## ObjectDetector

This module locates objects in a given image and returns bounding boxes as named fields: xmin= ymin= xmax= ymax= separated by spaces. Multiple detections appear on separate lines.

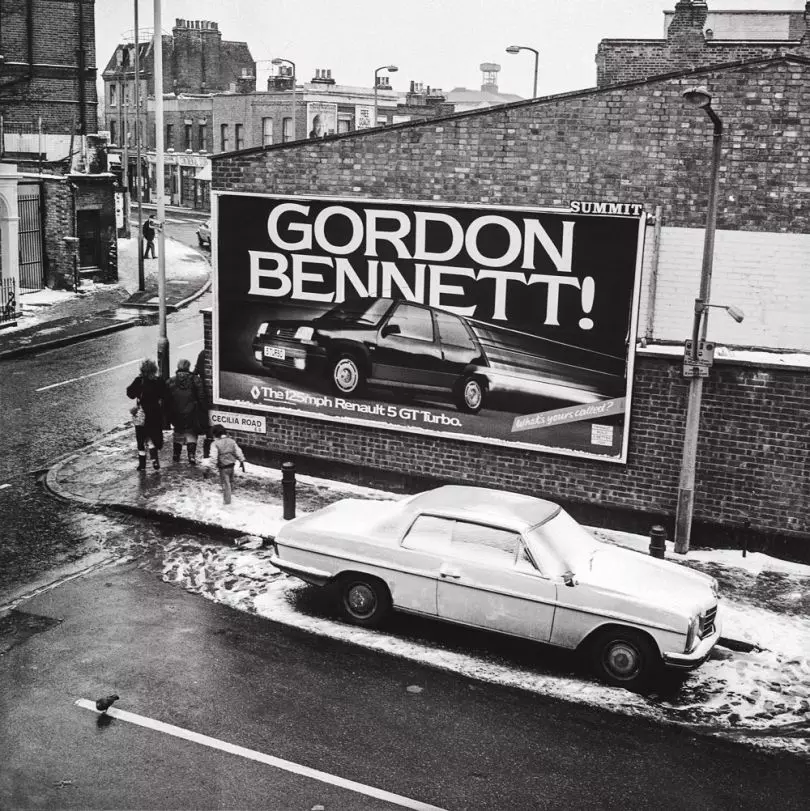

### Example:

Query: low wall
xmin=201 ymin=312 xmax=808 ymax=560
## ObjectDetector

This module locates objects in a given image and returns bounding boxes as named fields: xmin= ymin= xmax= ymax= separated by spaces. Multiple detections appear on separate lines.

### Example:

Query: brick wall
xmin=202 ymin=312 xmax=808 ymax=553
xmin=0 ymin=0 xmax=98 ymax=134
xmin=41 ymin=178 xmax=74 ymax=288
xmin=207 ymin=55 xmax=810 ymax=553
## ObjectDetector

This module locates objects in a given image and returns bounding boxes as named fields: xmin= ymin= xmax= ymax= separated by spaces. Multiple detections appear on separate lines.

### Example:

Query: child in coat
xmin=210 ymin=424 xmax=245 ymax=504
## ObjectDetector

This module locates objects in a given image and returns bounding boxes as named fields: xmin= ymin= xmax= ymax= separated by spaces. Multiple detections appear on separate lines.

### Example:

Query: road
xmin=1 ymin=219 xmax=808 ymax=808
xmin=2 ymin=560 xmax=808 ymax=810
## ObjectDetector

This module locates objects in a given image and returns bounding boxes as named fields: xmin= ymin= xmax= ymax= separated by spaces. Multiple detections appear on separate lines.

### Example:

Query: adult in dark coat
xmin=167 ymin=358 xmax=204 ymax=464
xmin=194 ymin=349 xmax=213 ymax=459
xmin=126 ymin=358 xmax=167 ymax=470
xmin=143 ymin=216 xmax=156 ymax=259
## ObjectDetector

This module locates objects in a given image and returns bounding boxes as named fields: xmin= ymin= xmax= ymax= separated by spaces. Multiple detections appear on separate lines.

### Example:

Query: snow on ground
xmin=145 ymin=473 xmax=810 ymax=757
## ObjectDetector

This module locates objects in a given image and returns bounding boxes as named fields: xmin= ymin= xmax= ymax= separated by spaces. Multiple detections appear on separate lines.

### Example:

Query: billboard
xmin=213 ymin=193 xmax=646 ymax=461
xmin=306 ymin=102 xmax=337 ymax=138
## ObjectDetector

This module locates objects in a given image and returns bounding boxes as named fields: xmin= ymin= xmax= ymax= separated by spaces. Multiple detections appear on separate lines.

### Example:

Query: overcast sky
xmin=94 ymin=1 xmax=806 ymax=98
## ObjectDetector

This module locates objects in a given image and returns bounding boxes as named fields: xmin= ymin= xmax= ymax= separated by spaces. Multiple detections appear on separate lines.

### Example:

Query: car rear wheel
xmin=589 ymin=628 xmax=660 ymax=691
xmin=330 ymin=354 xmax=365 ymax=396
xmin=456 ymin=376 xmax=485 ymax=413
xmin=338 ymin=574 xmax=391 ymax=628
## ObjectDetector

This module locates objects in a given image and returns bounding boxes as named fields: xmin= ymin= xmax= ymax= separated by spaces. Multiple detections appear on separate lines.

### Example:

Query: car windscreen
xmin=525 ymin=510 xmax=603 ymax=577
xmin=323 ymin=299 xmax=391 ymax=325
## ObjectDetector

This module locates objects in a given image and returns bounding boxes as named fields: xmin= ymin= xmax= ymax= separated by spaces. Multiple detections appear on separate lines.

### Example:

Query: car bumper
xmin=252 ymin=341 xmax=326 ymax=373
xmin=269 ymin=552 xmax=332 ymax=587
xmin=662 ymin=620 xmax=722 ymax=669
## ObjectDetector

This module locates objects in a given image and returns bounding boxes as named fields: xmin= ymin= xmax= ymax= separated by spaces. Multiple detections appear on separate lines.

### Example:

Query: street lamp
xmin=271 ymin=58 xmax=296 ymax=142
xmin=674 ymin=86 xmax=732 ymax=554
xmin=373 ymin=64 xmax=398 ymax=127
xmin=134 ymin=0 xmax=145 ymax=291
xmin=506 ymin=44 xmax=539 ymax=98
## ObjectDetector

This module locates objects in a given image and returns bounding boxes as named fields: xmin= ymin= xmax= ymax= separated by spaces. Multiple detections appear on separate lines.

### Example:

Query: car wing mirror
xmin=381 ymin=323 xmax=401 ymax=338
xmin=562 ymin=570 xmax=577 ymax=587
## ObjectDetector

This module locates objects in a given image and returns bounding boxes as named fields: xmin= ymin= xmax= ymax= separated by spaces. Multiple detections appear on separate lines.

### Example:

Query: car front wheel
xmin=589 ymin=628 xmax=660 ymax=691
xmin=338 ymin=574 xmax=392 ymax=628
xmin=456 ymin=376 xmax=485 ymax=413
xmin=330 ymin=354 xmax=365 ymax=396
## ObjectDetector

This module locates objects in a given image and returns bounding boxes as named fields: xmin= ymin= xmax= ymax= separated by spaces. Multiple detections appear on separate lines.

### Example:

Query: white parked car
xmin=270 ymin=486 xmax=721 ymax=690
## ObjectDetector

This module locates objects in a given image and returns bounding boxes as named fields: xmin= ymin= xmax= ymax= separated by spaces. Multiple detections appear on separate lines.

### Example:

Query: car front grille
xmin=274 ymin=327 xmax=299 ymax=340
xmin=700 ymin=606 xmax=718 ymax=639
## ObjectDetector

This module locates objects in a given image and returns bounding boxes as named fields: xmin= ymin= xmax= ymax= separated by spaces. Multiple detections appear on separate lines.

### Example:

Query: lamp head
xmin=506 ymin=45 xmax=521 ymax=54
xmin=682 ymin=85 xmax=712 ymax=109
xmin=386 ymin=65 xmax=399 ymax=73
xmin=726 ymin=305 xmax=745 ymax=323
xmin=271 ymin=58 xmax=283 ymax=65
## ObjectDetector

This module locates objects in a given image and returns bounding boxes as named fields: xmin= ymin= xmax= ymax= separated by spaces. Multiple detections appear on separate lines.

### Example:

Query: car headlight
xmin=257 ymin=322 xmax=269 ymax=336
xmin=685 ymin=614 xmax=700 ymax=653
xmin=294 ymin=326 xmax=314 ymax=341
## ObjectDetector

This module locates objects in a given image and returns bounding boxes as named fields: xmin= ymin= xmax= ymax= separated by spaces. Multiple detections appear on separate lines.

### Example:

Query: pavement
xmin=38 ymin=425 xmax=810 ymax=758
xmin=0 ymin=212 xmax=210 ymax=360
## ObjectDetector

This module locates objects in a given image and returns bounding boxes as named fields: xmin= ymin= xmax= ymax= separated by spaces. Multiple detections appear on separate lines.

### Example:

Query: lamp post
xmin=674 ymin=86 xmax=723 ymax=554
xmin=153 ymin=0 xmax=169 ymax=379
xmin=373 ymin=64 xmax=398 ymax=127
xmin=134 ymin=0 xmax=144 ymax=291
xmin=271 ymin=58 xmax=296 ymax=141
xmin=506 ymin=45 xmax=539 ymax=98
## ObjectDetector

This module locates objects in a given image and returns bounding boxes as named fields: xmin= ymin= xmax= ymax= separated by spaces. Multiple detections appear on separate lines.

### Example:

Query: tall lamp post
xmin=373 ymin=64 xmax=398 ymax=127
xmin=153 ymin=0 xmax=169 ymax=378
xmin=271 ymin=58 xmax=296 ymax=141
xmin=505 ymin=45 xmax=539 ymax=98
xmin=674 ymin=86 xmax=727 ymax=554
xmin=134 ymin=0 xmax=145 ymax=291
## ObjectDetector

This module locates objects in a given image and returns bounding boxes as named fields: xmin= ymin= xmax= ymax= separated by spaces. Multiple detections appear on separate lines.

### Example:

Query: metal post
xmin=532 ymin=50 xmax=538 ymax=98
xmin=374 ymin=72 xmax=378 ymax=128
xmin=649 ymin=525 xmax=667 ymax=559
xmin=154 ymin=0 xmax=169 ymax=379
xmin=134 ymin=0 xmax=145 ymax=290
xmin=291 ymin=68 xmax=296 ymax=141
xmin=674 ymin=105 xmax=723 ymax=554
xmin=121 ymin=73 xmax=131 ymax=239
xmin=282 ymin=461 xmax=296 ymax=520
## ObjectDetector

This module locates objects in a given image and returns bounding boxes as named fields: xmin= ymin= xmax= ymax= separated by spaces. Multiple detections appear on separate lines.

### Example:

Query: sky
xmin=93 ymin=1 xmax=807 ymax=99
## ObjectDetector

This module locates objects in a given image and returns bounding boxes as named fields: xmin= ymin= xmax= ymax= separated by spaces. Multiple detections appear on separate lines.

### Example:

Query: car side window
xmin=435 ymin=311 xmax=477 ymax=351
xmin=387 ymin=304 xmax=434 ymax=342
xmin=450 ymin=521 xmax=520 ymax=566
xmin=516 ymin=544 xmax=542 ymax=575
xmin=402 ymin=514 xmax=454 ymax=551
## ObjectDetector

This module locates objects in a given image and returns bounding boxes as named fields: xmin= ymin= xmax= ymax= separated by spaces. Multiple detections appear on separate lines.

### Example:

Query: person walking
xmin=166 ymin=358 xmax=204 ymax=465
xmin=143 ymin=216 xmax=156 ymax=259
xmin=126 ymin=359 xmax=167 ymax=470
xmin=193 ymin=349 xmax=213 ymax=459
xmin=210 ymin=424 xmax=245 ymax=505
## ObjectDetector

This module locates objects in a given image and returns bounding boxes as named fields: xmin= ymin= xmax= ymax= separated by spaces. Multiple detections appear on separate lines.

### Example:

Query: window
xmin=235 ymin=123 xmax=244 ymax=150
xmin=402 ymin=515 xmax=453 ymax=552
xmin=450 ymin=521 xmax=521 ymax=566
xmin=386 ymin=304 xmax=433 ymax=342
xmin=198 ymin=124 xmax=207 ymax=151
xmin=261 ymin=117 xmax=273 ymax=146
xmin=110 ymin=84 xmax=117 ymax=106
xmin=436 ymin=311 xmax=477 ymax=351
xmin=220 ymin=124 xmax=229 ymax=152
xmin=282 ymin=117 xmax=292 ymax=142
xmin=109 ymin=120 xmax=117 ymax=146
xmin=338 ymin=117 xmax=352 ymax=134
xmin=184 ymin=124 xmax=193 ymax=151
xmin=165 ymin=123 xmax=174 ymax=149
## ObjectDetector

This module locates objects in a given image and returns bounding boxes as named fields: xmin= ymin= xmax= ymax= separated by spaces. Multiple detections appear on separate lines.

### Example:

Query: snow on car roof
xmin=407 ymin=485 xmax=559 ymax=529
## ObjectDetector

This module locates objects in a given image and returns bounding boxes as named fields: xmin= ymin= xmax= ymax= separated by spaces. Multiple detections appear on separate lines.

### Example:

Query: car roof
xmin=406 ymin=485 xmax=559 ymax=530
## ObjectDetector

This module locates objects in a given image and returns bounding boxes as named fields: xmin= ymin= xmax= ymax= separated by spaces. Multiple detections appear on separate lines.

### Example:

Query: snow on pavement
xmin=141 ymin=471 xmax=810 ymax=758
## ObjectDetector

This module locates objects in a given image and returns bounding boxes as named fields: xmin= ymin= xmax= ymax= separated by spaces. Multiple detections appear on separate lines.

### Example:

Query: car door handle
xmin=440 ymin=567 xmax=461 ymax=579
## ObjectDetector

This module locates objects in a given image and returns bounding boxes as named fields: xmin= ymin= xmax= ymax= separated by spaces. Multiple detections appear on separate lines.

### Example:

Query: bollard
xmin=649 ymin=524 xmax=667 ymax=559
xmin=282 ymin=461 xmax=296 ymax=520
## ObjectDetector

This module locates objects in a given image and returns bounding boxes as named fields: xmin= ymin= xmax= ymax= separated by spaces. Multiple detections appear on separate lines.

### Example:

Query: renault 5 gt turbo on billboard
xmin=213 ymin=193 xmax=646 ymax=461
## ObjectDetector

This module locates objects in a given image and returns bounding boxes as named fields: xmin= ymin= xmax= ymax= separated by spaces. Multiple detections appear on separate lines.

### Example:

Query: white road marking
xmin=75 ymin=700 xmax=447 ymax=811
xmin=35 ymin=341 xmax=202 ymax=392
